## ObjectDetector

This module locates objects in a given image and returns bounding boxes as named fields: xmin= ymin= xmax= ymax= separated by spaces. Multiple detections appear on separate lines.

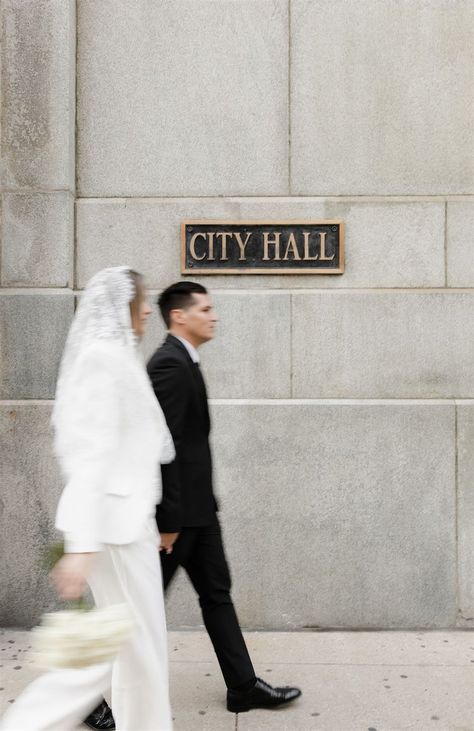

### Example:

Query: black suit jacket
xmin=147 ymin=334 xmax=217 ymax=532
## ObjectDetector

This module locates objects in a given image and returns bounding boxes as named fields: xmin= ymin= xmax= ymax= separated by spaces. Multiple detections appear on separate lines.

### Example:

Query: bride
xmin=2 ymin=266 xmax=174 ymax=731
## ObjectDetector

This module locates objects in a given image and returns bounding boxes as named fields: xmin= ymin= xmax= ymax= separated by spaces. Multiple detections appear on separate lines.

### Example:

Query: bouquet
xmin=32 ymin=542 xmax=134 ymax=669
xmin=32 ymin=603 xmax=134 ymax=669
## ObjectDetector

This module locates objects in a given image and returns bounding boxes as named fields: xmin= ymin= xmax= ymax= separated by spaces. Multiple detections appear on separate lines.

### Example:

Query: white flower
xmin=31 ymin=604 xmax=134 ymax=669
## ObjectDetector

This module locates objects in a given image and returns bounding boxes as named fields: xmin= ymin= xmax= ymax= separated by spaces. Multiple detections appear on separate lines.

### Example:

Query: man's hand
xmin=159 ymin=532 xmax=179 ymax=555
xmin=50 ymin=552 xmax=96 ymax=600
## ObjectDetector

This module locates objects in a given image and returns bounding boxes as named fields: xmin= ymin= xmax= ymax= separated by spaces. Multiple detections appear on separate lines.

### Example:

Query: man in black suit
xmin=85 ymin=281 xmax=300 ymax=729
xmin=149 ymin=281 xmax=300 ymax=713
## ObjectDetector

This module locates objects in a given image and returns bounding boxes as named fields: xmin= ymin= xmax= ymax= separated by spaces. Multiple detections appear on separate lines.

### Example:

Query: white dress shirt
xmin=174 ymin=335 xmax=200 ymax=364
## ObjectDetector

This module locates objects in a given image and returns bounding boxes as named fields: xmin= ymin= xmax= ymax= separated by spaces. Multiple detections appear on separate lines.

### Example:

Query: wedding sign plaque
xmin=181 ymin=221 xmax=344 ymax=274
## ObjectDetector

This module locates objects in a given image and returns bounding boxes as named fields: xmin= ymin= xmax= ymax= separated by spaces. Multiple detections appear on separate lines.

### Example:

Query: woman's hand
xmin=50 ymin=553 xmax=96 ymax=600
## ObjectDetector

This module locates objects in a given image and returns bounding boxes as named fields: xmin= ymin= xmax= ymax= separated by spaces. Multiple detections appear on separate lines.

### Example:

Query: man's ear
xmin=170 ymin=308 xmax=186 ymax=326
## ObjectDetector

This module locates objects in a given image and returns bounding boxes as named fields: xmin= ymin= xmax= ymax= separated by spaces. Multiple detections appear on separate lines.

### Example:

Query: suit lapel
xmin=166 ymin=335 xmax=210 ymax=432
xmin=193 ymin=363 xmax=210 ymax=432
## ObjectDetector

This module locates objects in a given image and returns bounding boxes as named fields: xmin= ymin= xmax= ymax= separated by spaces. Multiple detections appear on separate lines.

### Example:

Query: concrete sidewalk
xmin=1 ymin=629 xmax=473 ymax=731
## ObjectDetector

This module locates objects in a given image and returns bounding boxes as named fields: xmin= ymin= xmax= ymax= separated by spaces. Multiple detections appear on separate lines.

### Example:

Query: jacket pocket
xmin=104 ymin=481 xmax=131 ymax=497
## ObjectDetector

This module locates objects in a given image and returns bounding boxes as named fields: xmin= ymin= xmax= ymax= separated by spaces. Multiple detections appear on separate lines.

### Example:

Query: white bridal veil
xmin=54 ymin=265 xmax=137 ymax=407
xmin=51 ymin=266 xmax=141 ymax=463
xmin=52 ymin=265 xmax=174 ymax=468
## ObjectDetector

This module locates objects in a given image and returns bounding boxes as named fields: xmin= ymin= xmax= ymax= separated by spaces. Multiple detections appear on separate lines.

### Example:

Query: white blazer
xmin=54 ymin=341 xmax=174 ymax=553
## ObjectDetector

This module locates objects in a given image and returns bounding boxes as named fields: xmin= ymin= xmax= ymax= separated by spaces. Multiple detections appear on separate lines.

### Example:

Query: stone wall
xmin=1 ymin=0 xmax=473 ymax=629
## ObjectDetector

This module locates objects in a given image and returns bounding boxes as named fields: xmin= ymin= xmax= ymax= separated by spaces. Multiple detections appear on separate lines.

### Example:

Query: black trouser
xmin=160 ymin=517 xmax=255 ymax=690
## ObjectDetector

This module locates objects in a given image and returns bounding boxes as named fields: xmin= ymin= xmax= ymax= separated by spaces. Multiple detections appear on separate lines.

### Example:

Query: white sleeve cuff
xmin=64 ymin=535 xmax=102 ymax=554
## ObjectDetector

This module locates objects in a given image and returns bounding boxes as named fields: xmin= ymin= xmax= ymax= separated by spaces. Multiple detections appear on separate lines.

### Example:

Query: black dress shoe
xmin=84 ymin=700 xmax=116 ymax=730
xmin=227 ymin=677 xmax=302 ymax=713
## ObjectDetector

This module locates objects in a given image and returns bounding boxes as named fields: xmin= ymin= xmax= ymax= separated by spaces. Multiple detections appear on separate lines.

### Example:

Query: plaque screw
xmin=332 ymin=226 xmax=337 ymax=232
xmin=189 ymin=227 xmax=194 ymax=232
xmin=189 ymin=262 xmax=193 ymax=267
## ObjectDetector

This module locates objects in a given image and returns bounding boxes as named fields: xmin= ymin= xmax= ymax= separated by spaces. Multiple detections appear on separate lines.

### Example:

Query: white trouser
xmin=1 ymin=519 xmax=172 ymax=731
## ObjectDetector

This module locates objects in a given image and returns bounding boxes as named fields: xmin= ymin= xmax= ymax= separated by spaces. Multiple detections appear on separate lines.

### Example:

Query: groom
xmin=85 ymin=281 xmax=300 ymax=729
xmin=148 ymin=281 xmax=301 ymax=712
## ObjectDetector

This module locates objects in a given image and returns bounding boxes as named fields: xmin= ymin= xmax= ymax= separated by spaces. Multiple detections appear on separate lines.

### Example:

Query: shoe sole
xmin=227 ymin=694 xmax=302 ymax=713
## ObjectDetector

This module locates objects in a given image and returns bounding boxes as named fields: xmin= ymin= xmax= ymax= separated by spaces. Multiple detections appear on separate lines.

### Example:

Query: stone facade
xmin=1 ymin=0 xmax=473 ymax=629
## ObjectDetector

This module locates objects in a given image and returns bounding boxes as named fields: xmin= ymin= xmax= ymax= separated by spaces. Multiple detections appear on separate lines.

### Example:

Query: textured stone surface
xmin=167 ymin=628 xmax=474 ymax=666
xmin=77 ymin=198 xmax=446 ymax=289
xmin=139 ymin=307 xmax=167 ymax=364
xmin=1 ymin=193 xmax=73 ymax=287
xmin=77 ymin=0 xmax=288 ymax=196
xmin=1 ymin=0 xmax=75 ymax=190
xmin=0 ymin=293 xmax=74 ymax=399
xmin=292 ymin=292 xmax=474 ymax=399
xmin=209 ymin=401 xmax=456 ymax=629
xmin=0 ymin=401 xmax=457 ymax=629
xmin=291 ymin=0 xmax=474 ymax=195
xmin=238 ymin=664 xmax=473 ymax=731
xmin=447 ymin=201 xmax=474 ymax=286
xmin=0 ymin=404 xmax=63 ymax=627
xmin=232 ymin=199 xmax=446 ymax=288
xmin=454 ymin=401 xmax=474 ymax=627
xmin=202 ymin=293 xmax=291 ymax=398
xmin=142 ymin=292 xmax=292 ymax=399
xmin=2 ymin=0 xmax=472 ymax=641
xmin=167 ymin=661 xmax=234 ymax=731
xmin=76 ymin=198 xmax=228 ymax=289
xmin=2 ymin=629 xmax=473 ymax=730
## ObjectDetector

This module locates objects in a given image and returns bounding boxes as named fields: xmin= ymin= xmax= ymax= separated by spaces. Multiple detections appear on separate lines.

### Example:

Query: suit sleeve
xmin=147 ymin=354 xmax=190 ymax=533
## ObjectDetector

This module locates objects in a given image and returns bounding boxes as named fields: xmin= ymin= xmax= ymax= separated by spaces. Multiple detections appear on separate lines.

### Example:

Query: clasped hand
xmin=159 ymin=532 xmax=179 ymax=555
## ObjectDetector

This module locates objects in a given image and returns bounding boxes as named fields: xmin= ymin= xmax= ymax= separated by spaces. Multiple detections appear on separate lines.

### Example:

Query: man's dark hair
xmin=158 ymin=281 xmax=208 ymax=328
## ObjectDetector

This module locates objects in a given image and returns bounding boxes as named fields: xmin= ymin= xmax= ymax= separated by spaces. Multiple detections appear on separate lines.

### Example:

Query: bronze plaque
xmin=181 ymin=220 xmax=344 ymax=274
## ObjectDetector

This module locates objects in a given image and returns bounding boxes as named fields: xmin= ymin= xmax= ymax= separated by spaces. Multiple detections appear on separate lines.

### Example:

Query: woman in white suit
xmin=2 ymin=266 xmax=174 ymax=731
